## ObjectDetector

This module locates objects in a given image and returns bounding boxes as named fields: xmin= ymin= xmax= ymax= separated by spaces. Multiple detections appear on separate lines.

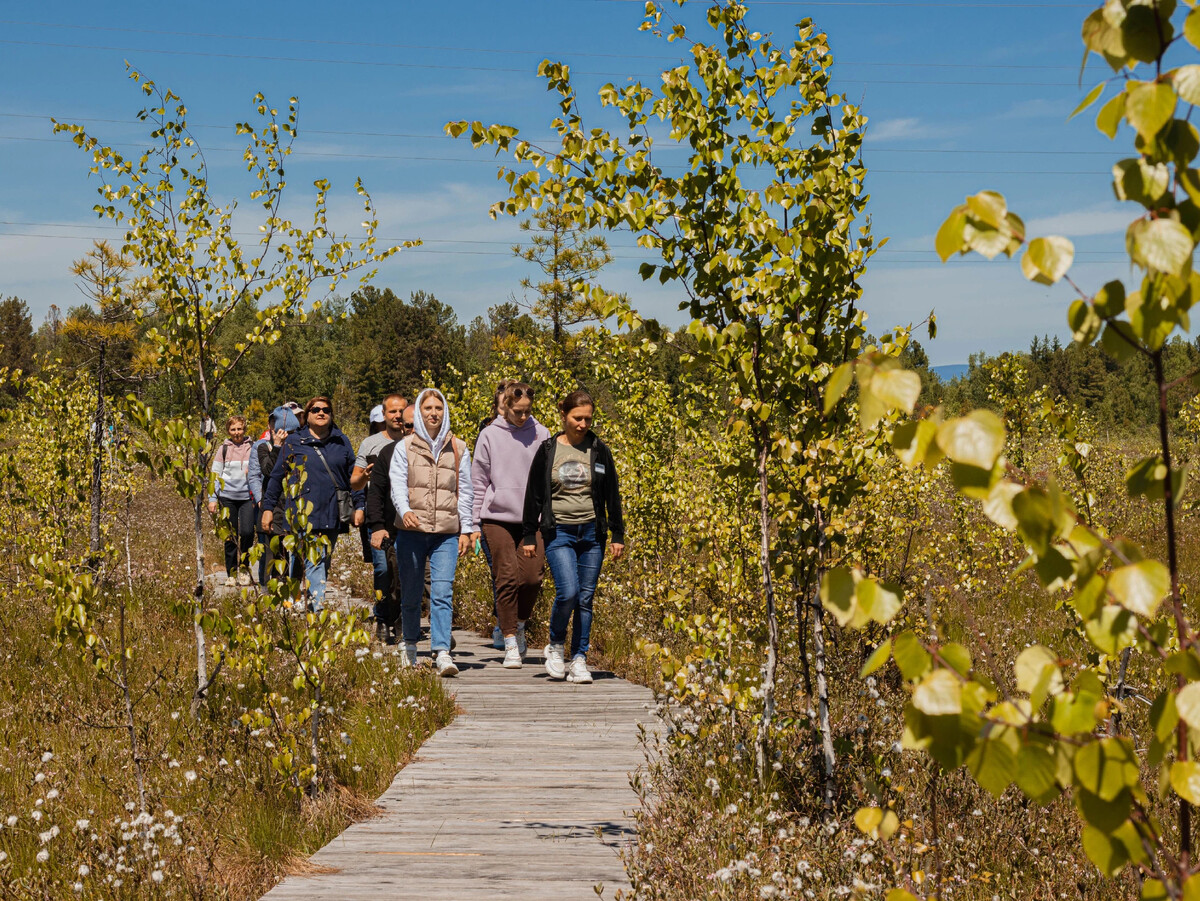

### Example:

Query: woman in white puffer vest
xmin=389 ymin=389 xmax=479 ymax=675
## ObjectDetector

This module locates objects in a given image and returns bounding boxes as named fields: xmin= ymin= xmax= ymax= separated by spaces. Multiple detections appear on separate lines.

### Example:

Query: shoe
xmin=436 ymin=651 xmax=459 ymax=677
xmin=544 ymin=644 xmax=566 ymax=681
xmin=237 ymin=571 xmax=251 ymax=587
xmin=492 ymin=625 xmax=505 ymax=650
xmin=399 ymin=642 xmax=417 ymax=668
xmin=566 ymin=655 xmax=592 ymax=684
xmin=502 ymin=646 xmax=522 ymax=669
xmin=516 ymin=624 xmax=527 ymax=657
xmin=223 ymin=574 xmax=236 ymax=588
xmin=385 ymin=624 xmax=399 ymax=646
xmin=375 ymin=618 xmax=388 ymax=644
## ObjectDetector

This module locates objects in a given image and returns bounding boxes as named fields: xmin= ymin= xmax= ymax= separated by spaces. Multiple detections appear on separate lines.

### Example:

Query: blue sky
xmin=0 ymin=0 xmax=1124 ymax=364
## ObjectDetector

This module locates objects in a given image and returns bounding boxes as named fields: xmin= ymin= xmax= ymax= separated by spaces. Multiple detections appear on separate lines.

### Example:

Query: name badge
xmin=594 ymin=463 xmax=606 ymax=475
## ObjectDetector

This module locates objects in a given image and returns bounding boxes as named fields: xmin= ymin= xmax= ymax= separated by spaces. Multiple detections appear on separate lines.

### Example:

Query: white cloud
xmin=1024 ymin=205 xmax=1131 ymax=238
xmin=868 ymin=118 xmax=927 ymax=142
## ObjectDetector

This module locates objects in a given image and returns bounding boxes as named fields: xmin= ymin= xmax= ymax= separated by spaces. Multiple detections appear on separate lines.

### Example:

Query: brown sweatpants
xmin=481 ymin=521 xmax=544 ymax=636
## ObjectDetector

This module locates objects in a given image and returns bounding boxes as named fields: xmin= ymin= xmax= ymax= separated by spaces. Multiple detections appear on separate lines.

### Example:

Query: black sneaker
xmin=385 ymin=623 xmax=399 ymax=646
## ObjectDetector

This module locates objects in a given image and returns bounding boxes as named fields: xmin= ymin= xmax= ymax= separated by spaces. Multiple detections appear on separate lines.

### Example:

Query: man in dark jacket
xmin=363 ymin=399 xmax=411 ymax=642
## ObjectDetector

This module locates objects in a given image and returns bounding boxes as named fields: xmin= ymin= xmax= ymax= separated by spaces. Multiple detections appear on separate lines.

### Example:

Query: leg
xmin=570 ymin=522 xmax=605 ymax=658
xmin=394 ymin=532 xmax=426 ymax=645
xmin=544 ymin=526 xmax=581 ymax=648
xmin=514 ymin=526 xmax=544 ymax=624
xmin=257 ymin=531 xmax=271 ymax=585
xmin=236 ymin=499 xmax=256 ymax=570
xmin=369 ymin=530 xmax=390 ymax=619
xmin=482 ymin=522 xmax=521 ymax=637
xmin=427 ymin=534 xmax=459 ymax=653
xmin=305 ymin=532 xmax=337 ymax=612
xmin=219 ymin=498 xmax=238 ymax=575
xmin=379 ymin=539 xmax=401 ymax=627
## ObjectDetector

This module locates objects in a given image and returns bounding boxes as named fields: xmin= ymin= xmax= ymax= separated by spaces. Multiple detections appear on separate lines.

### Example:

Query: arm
xmin=350 ymin=437 xmax=372 ymax=491
xmin=470 ymin=430 xmax=491 ymax=527
xmin=247 ymin=443 xmax=264 ymax=505
xmin=260 ymin=440 xmax=289 ymax=517
xmin=604 ymin=444 xmax=626 ymax=547
xmin=207 ymin=446 xmax=223 ymax=507
xmin=521 ymin=443 xmax=548 ymax=548
xmin=457 ymin=441 xmax=476 ymax=534
xmin=389 ymin=438 xmax=412 ymax=521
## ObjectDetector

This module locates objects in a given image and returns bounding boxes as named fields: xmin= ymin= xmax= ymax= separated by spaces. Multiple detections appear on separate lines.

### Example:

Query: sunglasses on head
xmin=510 ymin=387 xmax=535 ymax=400
xmin=308 ymin=405 xmax=332 ymax=415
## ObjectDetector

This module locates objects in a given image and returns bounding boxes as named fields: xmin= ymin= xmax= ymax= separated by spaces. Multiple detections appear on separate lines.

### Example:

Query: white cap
xmin=369 ymin=404 xmax=385 ymax=423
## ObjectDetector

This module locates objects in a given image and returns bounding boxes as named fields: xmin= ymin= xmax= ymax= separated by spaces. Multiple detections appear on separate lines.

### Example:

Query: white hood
xmin=413 ymin=388 xmax=451 ymax=459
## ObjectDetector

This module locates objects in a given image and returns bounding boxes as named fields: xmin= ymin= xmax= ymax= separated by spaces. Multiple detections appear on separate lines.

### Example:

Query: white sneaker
xmin=544 ymin=644 xmax=566 ymax=680
xmin=502 ymin=646 xmax=522 ymax=669
xmin=566 ymin=655 xmax=592 ymax=684
xmin=237 ymin=571 xmax=252 ymax=587
xmin=399 ymin=642 xmax=417 ymax=668
xmin=435 ymin=651 xmax=459 ymax=677
xmin=223 ymin=574 xmax=236 ymax=588
xmin=491 ymin=625 xmax=505 ymax=650
xmin=516 ymin=624 xmax=528 ymax=657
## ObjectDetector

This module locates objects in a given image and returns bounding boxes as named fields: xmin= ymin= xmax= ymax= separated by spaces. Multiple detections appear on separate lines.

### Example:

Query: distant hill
xmin=932 ymin=364 xmax=969 ymax=381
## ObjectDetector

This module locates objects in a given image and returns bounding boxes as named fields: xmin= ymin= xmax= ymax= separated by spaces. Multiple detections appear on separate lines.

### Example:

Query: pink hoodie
xmin=471 ymin=415 xmax=550 ymax=525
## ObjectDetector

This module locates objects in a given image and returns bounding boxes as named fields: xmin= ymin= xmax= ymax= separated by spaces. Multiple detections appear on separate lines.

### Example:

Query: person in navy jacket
xmin=260 ymin=395 xmax=365 ymax=611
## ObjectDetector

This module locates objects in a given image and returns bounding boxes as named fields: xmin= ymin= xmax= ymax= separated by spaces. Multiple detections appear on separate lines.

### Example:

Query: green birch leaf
xmin=856 ymin=579 xmax=902 ymax=625
xmin=820 ymin=567 xmax=857 ymax=628
xmin=1069 ymin=82 xmax=1106 ymax=121
xmin=1175 ymin=681 xmax=1200 ymax=730
xmin=1015 ymin=645 xmax=1063 ymax=695
xmin=1129 ymin=217 xmax=1194 ymax=275
xmin=823 ymin=361 xmax=854 ymax=415
xmin=1082 ymin=825 xmax=1130 ymax=876
xmin=1096 ymin=92 xmax=1127 ymax=139
xmin=935 ymin=206 xmax=967 ymax=261
xmin=912 ymin=669 xmax=963 ymax=716
xmin=1107 ymin=559 xmax=1170 ymax=618
xmin=1173 ymin=65 xmax=1200 ymax=106
xmin=1021 ymin=235 xmax=1075 ymax=285
xmin=1015 ymin=742 xmax=1058 ymax=801
xmin=860 ymin=640 xmax=892 ymax=678
xmin=967 ymin=734 xmax=1016 ymax=798
xmin=966 ymin=190 xmax=1007 ymax=229
xmin=1187 ymin=8 xmax=1200 ymax=50
xmin=1125 ymin=81 xmax=1176 ymax=141
xmin=936 ymin=410 xmax=1006 ymax=469
xmin=1171 ymin=761 xmax=1200 ymax=804
xmin=893 ymin=631 xmax=931 ymax=681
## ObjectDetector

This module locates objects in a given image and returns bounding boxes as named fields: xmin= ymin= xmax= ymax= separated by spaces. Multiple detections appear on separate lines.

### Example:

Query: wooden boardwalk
xmin=262 ymin=627 xmax=652 ymax=900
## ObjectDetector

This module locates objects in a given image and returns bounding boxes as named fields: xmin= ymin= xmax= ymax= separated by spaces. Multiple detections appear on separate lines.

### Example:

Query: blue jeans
xmin=370 ymin=534 xmax=389 ymax=617
xmin=295 ymin=531 xmax=338 ymax=612
xmin=395 ymin=531 xmax=459 ymax=652
xmin=545 ymin=522 xmax=605 ymax=658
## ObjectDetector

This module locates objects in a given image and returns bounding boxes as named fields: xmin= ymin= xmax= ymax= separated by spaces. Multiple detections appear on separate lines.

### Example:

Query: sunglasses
xmin=509 ymin=387 xmax=535 ymax=400
xmin=308 ymin=405 xmax=332 ymax=415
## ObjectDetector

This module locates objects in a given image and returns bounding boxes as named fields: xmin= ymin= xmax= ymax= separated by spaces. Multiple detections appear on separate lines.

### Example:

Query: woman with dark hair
xmin=522 ymin=390 xmax=625 ymax=684
xmin=472 ymin=382 xmax=550 ymax=668
xmin=208 ymin=415 xmax=255 ymax=587
xmin=260 ymin=396 xmax=364 ymax=611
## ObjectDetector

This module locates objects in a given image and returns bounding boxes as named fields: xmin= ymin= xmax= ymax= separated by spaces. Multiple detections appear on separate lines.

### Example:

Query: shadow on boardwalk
xmin=262 ymin=628 xmax=652 ymax=900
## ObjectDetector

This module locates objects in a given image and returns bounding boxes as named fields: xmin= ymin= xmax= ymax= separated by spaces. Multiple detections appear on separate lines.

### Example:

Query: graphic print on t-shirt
xmin=557 ymin=459 xmax=590 ymax=489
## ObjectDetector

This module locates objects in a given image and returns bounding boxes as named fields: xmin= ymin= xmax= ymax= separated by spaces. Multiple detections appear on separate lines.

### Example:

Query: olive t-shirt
xmin=551 ymin=441 xmax=593 ymax=524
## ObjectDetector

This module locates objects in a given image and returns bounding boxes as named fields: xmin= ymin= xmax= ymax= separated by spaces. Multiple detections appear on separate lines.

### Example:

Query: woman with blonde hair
xmin=208 ymin=415 xmax=255 ymax=587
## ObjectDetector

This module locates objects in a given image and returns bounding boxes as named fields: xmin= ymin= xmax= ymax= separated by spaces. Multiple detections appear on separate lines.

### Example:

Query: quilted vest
xmin=401 ymin=433 xmax=464 ymax=534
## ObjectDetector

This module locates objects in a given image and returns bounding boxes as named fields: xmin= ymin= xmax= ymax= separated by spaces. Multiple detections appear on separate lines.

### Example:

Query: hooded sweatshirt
xmin=209 ymin=437 xmax=253 ymax=501
xmin=389 ymin=388 xmax=475 ymax=534
xmin=472 ymin=414 xmax=550 ymax=525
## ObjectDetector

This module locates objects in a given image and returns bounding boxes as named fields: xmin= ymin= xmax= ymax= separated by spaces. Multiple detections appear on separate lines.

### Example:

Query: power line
xmin=0 ymin=39 xmax=1083 ymax=86
xmin=0 ymin=134 xmax=1116 ymax=174
xmin=0 ymin=114 xmax=1121 ymax=156
xmin=0 ymin=19 xmax=1086 ymax=70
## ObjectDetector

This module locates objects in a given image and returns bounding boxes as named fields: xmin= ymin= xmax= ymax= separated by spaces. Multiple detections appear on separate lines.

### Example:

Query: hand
xmin=207 ymin=500 xmax=218 ymax=515
xmin=610 ymin=542 xmax=626 ymax=561
xmin=363 ymin=462 xmax=374 ymax=480
xmin=272 ymin=428 xmax=287 ymax=447
xmin=402 ymin=512 xmax=421 ymax=530
xmin=260 ymin=510 xmax=274 ymax=532
xmin=458 ymin=534 xmax=472 ymax=557
xmin=352 ymin=509 xmax=365 ymax=527
xmin=370 ymin=529 xmax=387 ymax=550
xmin=521 ymin=544 xmax=537 ymax=559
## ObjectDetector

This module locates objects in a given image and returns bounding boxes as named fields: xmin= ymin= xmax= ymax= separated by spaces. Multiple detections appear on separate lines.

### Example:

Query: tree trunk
xmin=191 ymin=494 xmax=210 ymax=712
xmin=309 ymin=684 xmax=322 ymax=798
xmin=813 ymin=504 xmax=836 ymax=810
xmin=88 ymin=343 xmax=106 ymax=568
xmin=754 ymin=435 xmax=779 ymax=783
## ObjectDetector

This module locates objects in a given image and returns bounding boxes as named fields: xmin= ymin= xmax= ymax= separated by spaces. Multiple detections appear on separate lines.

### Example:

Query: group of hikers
xmin=206 ymin=384 xmax=626 ymax=683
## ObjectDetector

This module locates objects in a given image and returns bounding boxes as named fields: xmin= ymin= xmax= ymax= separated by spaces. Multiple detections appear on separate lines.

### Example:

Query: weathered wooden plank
xmin=261 ymin=628 xmax=652 ymax=900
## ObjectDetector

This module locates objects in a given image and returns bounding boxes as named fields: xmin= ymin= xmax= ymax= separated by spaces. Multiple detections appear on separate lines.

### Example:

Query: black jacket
xmin=521 ymin=431 xmax=625 ymax=548
xmin=365 ymin=439 xmax=400 ymax=537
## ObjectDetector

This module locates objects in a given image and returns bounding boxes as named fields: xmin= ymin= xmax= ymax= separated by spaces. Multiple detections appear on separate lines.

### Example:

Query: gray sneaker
xmin=516 ymin=624 xmax=528 ymax=657
xmin=435 ymin=651 xmax=459 ymax=678
xmin=544 ymin=644 xmax=566 ymax=681
xmin=491 ymin=625 xmax=504 ymax=650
